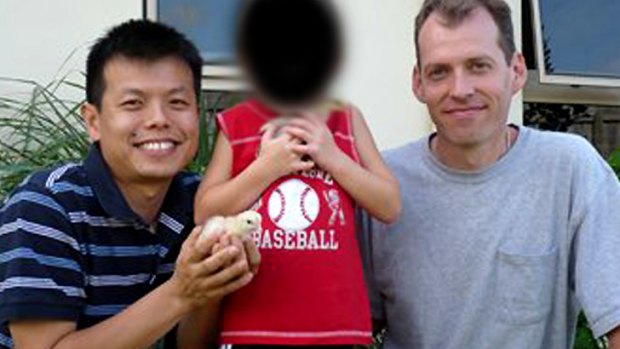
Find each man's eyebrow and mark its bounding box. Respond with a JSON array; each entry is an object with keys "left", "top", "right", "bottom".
[
  {"left": 118, "top": 88, "right": 144, "bottom": 96},
  {"left": 168, "top": 86, "right": 190, "bottom": 94},
  {"left": 423, "top": 62, "right": 450, "bottom": 72},
  {"left": 422, "top": 55, "right": 497, "bottom": 70},
  {"left": 468, "top": 55, "right": 495, "bottom": 62},
  {"left": 116, "top": 86, "right": 191, "bottom": 96}
]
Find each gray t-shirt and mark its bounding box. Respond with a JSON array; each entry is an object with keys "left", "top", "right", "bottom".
[{"left": 358, "top": 126, "right": 620, "bottom": 349}]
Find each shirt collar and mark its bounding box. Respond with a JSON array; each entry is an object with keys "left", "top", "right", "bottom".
[{"left": 83, "top": 143, "right": 196, "bottom": 230}]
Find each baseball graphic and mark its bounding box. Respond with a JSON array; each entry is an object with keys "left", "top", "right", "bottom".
[{"left": 268, "top": 178, "right": 319, "bottom": 230}]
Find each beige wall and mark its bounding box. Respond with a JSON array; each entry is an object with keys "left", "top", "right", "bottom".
[
  {"left": 0, "top": 0, "right": 522, "bottom": 150},
  {"left": 334, "top": 0, "right": 431, "bottom": 150},
  {"left": 509, "top": 0, "right": 524, "bottom": 126},
  {"left": 0, "top": 0, "right": 142, "bottom": 100}
]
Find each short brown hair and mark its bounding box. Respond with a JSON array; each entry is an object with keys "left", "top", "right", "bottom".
[{"left": 414, "top": 0, "right": 515, "bottom": 65}]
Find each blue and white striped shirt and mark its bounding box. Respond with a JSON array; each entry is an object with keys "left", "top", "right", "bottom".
[{"left": 0, "top": 144, "right": 200, "bottom": 348}]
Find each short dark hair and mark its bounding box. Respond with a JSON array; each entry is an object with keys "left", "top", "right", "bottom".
[
  {"left": 414, "top": 0, "right": 515, "bottom": 65},
  {"left": 86, "top": 20, "right": 202, "bottom": 108}
]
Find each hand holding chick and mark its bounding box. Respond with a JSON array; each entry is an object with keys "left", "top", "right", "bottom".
[
  {"left": 196, "top": 211, "right": 261, "bottom": 272},
  {"left": 199, "top": 210, "right": 261, "bottom": 239}
]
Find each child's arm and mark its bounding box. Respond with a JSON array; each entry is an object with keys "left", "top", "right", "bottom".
[
  {"left": 284, "top": 107, "right": 401, "bottom": 223},
  {"left": 194, "top": 127, "right": 314, "bottom": 224}
]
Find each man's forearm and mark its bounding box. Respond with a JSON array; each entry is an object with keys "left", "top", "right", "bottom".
[
  {"left": 54, "top": 281, "right": 189, "bottom": 349},
  {"left": 609, "top": 327, "right": 620, "bottom": 349},
  {"left": 177, "top": 301, "right": 222, "bottom": 349},
  {"left": 12, "top": 227, "right": 253, "bottom": 349}
]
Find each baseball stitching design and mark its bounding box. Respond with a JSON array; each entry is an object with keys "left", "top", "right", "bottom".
[{"left": 267, "top": 179, "right": 319, "bottom": 230}]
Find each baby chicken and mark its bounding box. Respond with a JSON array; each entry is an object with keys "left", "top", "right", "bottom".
[{"left": 198, "top": 210, "right": 262, "bottom": 242}]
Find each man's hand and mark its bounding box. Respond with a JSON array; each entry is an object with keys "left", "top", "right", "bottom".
[
  {"left": 210, "top": 231, "right": 261, "bottom": 275},
  {"left": 241, "top": 233, "right": 261, "bottom": 274},
  {"left": 175, "top": 227, "right": 261, "bottom": 349},
  {"left": 211, "top": 231, "right": 261, "bottom": 273},
  {"left": 169, "top": 226, "right": 255, "bottom": 311}
]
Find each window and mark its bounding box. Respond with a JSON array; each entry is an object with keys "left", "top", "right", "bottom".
[
  {"left": 145, "top": 0, "right": 245, "bottom": 90},
  {"left": 531, "top": 0, "right": 620, "bottom": 87}
]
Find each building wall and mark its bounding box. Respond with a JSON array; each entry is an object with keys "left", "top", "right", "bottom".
[
  {"left": 0, "top": 0, "right": 142, "bottom": 100},
  {"left": 0, "top": 0, "right": 522, "bottom": 150}
]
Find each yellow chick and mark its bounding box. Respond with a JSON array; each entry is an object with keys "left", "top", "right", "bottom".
[{"left": 198, "top": 210, "right": 262, "bottom": 243}]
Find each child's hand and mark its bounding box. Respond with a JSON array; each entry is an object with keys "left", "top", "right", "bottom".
[
  {"left": 257, "top": 125, "right": 315, "bottom": 178},
  {"left": 282, "top": 115, "right": 343, "bottom": 171}
]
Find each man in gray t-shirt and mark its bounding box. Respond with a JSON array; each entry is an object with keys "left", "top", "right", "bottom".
[{"left": 358, "top": 1, "right": 620, "bottom": 348}]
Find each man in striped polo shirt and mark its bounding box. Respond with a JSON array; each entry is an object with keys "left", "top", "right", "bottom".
[{"left": 0, "top": 20, "right": 259, "bottom": 349}]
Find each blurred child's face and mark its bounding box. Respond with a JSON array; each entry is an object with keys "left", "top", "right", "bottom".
[{"left": 237, "top": 0, "right": 342, "bottom": 109}]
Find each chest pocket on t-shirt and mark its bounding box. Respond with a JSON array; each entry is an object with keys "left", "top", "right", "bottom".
[{"left": 495, "top": 246, "right": 558, "bottom": 325}]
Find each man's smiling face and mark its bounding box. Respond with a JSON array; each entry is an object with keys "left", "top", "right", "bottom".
[
  {"left": 84, "top": 55, "right": 199, "bottom": 185},
  {"left": 413, "top": 7, "right": 525, "bottom": 148}
]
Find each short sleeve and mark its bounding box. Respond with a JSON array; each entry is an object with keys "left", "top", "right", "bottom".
[
  {"left": 0, "top": 184, "right": 85, "bottom": 325},
  {"left": 216, "top": 112, "right": 231, "bottom": 141},
  {"left": 572, "top": 153, "right": 620, "bottom": 337},
  {"left": 356, "top": 208, "right": 386, "bottom": 322}
]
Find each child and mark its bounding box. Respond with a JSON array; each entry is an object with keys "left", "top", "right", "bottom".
[{"left": 194, "top": 0, "right": 401, "bottom": 347}]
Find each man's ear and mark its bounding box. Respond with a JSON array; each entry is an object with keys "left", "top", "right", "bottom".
[
  {"left": 81, "top": 103, "right": 101, "bottom": 141},
  {"left": 510, "top": 52, "right": 527, "bottom": 96},
  {"left": 412, "top": 65, "right": 426, "bottom": 103}
]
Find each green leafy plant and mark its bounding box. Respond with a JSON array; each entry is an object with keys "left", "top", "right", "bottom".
[
  {"left": 187, "top": 91, "right": 246, "bottom": 174},
  {"left": 609, "top": 148, "right": 620, "bottom": 179},
  {"left": 0, "top": 77, "right": 89, "bottom": 198}
]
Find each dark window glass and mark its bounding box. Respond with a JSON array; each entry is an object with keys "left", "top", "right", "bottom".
[
  {"left": 538, "top": 0, "right": 620, "bottom": 78},
  {"left": 158, "top": 0, "right": 244, "bottom": 64}
]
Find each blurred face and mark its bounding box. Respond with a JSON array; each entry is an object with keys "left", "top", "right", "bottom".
[
  {"left": 413, "top": 7, "right": 526, "bottom": 148},
  {"left": 82, "top": 56, "right": 199, "bottom": 185},
  {"left": 237, "top": 0, "right": 341, "bottom": 108}
]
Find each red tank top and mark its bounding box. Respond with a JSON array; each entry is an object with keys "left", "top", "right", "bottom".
[{"left": 216, "top": 99, "right": 372, "bottom": 345}]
